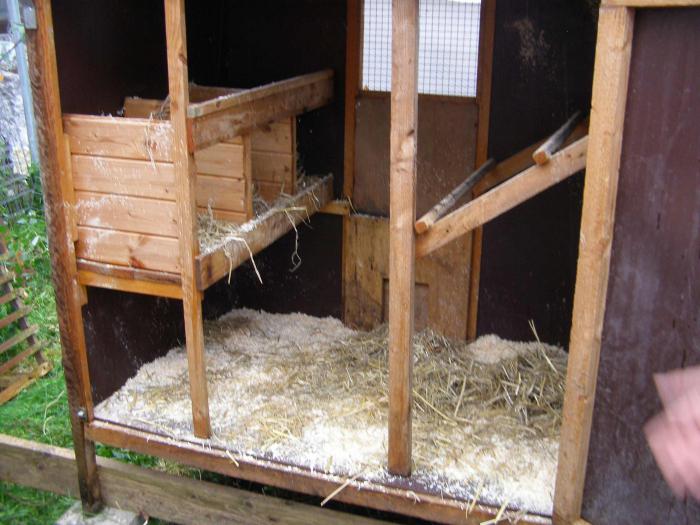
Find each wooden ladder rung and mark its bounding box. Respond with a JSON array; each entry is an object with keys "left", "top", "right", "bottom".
[
  {"left": 0, "top": 326, "right": 39, "bottom": 355},
  {"left": 0, "top": 306, "right": 32, "bottom": 331},
  {"left": 0, "top": 292, "right": 16, "bottom": 306},
  {"left": 0, "top": 341, "right": 45, "bottom": 377},
  {"left": 0, "top": 361, "right": 52, "bottom": 405},
  {"left": 0, "top": 271, "right": 16, "bottom": 287}
]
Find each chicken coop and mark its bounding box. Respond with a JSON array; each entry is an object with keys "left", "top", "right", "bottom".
[{"left": 18, "top": 0, "right": 700, "bottom": 524}]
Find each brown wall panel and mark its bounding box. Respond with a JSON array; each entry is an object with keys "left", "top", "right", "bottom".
[
  {"left": 353, "top": 94, "right": 478, "bottom": 217},
  {"left": 583, "top": 8, "right": 700, "bottom": 524}
]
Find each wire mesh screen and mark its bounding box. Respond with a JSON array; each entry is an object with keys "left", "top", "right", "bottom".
[{"left": 362, "top": 0, "right": 481, "bottom": 97}]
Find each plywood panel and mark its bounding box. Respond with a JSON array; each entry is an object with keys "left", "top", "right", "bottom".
[
  {"left": 76, "top": 227, "right": 180, "bottom": 273},
  {"left": 75, "top": 192, "right": 179, "bottom": 237},
  {"left": 353, "top": 94, "right": 478, "bottom": 217},
  {"left": 343, "top": 215, "right": 470, "bottom": 340}
]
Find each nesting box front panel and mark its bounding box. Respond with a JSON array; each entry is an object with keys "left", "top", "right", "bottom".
[
  {"left": 251, "top": 118, "right": 296, "bottom": 201},
  {"left": 64, "top": 114, "right": 181, "bottom": 274}
]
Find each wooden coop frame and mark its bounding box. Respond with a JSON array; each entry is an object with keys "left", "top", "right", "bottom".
[{"left": 14, "top": 0, "right": 699, "bottom": 524}]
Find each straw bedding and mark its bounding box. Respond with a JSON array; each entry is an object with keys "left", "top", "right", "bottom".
[{"left": 95, "top": 308, "right": 567, "bottom": 516}]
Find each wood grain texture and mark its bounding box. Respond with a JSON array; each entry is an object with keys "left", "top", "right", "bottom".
[
  {"left": 417, "top": 137, "right": 588, "bottom": 258},
  {"left": 78, "top": 271, "right": 183, "bottom": 299},
  {"left": 85, "top": 420, "right": 550, "bottom": 525},
  {"left": 553, "top": 7, "right": 634, "bottom": 524},
  {"left": 76, "top": 259, "right": 181, "bottom": 285},
  {"left": 343, "top": 0, "right": 362, "bottom": 198},
  {"left": 164, "top": 0, "right": 210, "bottom": 438},
  {"left": 0, "top": 434, "right": 392, "bottom": 525},
  {"left": 343, "top": 215, "right": 470, "bottom": 340},
  {"left": 388, "top": 0, "right": 419, "bottom": 477},
  {"left": 27, "top": 0, "right": 101, "bottom": 509},
  {"left": 533, "top": 111, "right": 584, "bottom": 165}
]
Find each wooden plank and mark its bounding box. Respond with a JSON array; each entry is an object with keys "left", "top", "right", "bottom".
[
  {"left": 74, "top": 192, "right": 179, "bottom": 237},
  {"left": 188, "top": 71, "right": 333, "bottom": 151},
  {"left": 85, "top": 420, "right": 550, "bottom": 525},
  {"left": 533, "top": 111, "right": 585, "bottom": 165},
  {"left": 417, "top": 137, "right": 588, "bottom": 258},
  {"left": 0, "top": 326, "right": 39, "bottom": 355},
  {"left": 197, "top": 208, "right": 249, "bottom": 224},
  {"left": 320, "top": 199, "right": 352, "bottom": 216},
  {"left": 194, "top": 142, "right": 245, "bottom": 177},
  {"left": 123, "top": 97, "right": 166, "bottom": 118},
  {"left": 0, "top": 434, "right": 395, "bottom": 525},
  {"left": 196, "top": 175, "right": 333, "bottom": 290},
  {"left": 76, "top": 259, "right": 181, "bottom": 285},
  {"left": 468, "top": 0, "right": 497, "bottom": 341},
  {"left": 165, "top": 0, "right": 211, "bottom": 439},
  {"left": 196, "top": 175, "right": 246, "bottom": 211},
  {"left": 76, "top": 227, "right": 181, "bottom": 274},
  {"left": 0, "top": 306, "right": 31, "bottom": 331},
  {"left": 71, "top": 155, "right": 176, "bottom": 200},
  {"left": 553, "top": 7, "right": 635, "bottom": 525},
  {"left": 63, "top": 114, "right": 174, "bottom": 162},
  {"left": 387, "top": 0, "right": 419, "bottom": 477},
  {"left": 0, "top": 342, "right": 44, "bottom": 377},
  {"left": 0, "top": 361, "right": 52, "bottom": 405},
  {"left": 343, "top": 0, "right": 362, "bottom": 198},
  {"left": 251, "top": 151, "right": 295, "bottom": 184},
  {"left": 0, "top": 291, "right": 16, "bottom": 306},
  {"left": 78, "top": 271, "right": 183, "bottom": 299},
  {"left": 250, "top": 118, "right": 294, "bottom": 153}
]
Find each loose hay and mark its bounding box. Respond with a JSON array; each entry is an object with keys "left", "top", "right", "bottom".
[{"left": 96, "top": 309, "right": 567, "bottom": 516}]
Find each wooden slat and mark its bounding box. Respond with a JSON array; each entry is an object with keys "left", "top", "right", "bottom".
[
  {"left": 197, "top": 208, "right": 248, "bottom": 224},
  {"left": 0, "top": 434, "right": 396, "bottom": 525},
  {"left": 188, "top": 70, "right": 333, "bottom": 151},
  {"left": 0, "top": 291, "right": 16, "bottom": 306},
  {"left": 78, "top": 270, "right": 183, "bottom": 299},
  {"left": 76, "top": 227, "right": 180, "bottom": 274},
  {"left": 0, "top": 361, "right": 52, "bottom": 405},
  {"left": 165, "top": 0, "right": 211, "bottom": 439},
  {"left": 27, "top": 0, "right": 101, "bottom": 508},
  {"left": 196, "top": 175, "right": 246, "bottom": 211},
  {"left": 76, "top": 259, "right": 181, "bottom": 285},
  {"left": 553, "top": 7, "right": 635, "bottom": 524},
  {"left": 75, "top": 192, "right": 179, "bottom": 237},
  {"left": 0, "top": 341, "right": 44, "bottom": 376},
  {"left": 250, "top": 118, "right": 294, "bottom": 153},
  {"left": 71, "top": 155, "right": 176, "bottom": 200},
  {"left": 84, "top": 420, "right": 550, "bottom": 525},
  {"left": 63, "top": 114, "right": 174, "bottom": 162},
  {"left": 533, "top": 111, "right": 585, "bottom": 165},
  {"left": 0, "top": 271, "right": 16, "bottom": 286},
  {"left": 388, "top": 0, "right": 419, "bottom": 477},
  {"left": 196, "top": 175, "right": 333, "bottom": 290},
  {"left": 0, "top": 325, "right": 39, "bottom": 355},
  {"left": 417, "top": 137, "right": 588, "bottom": 258},
  {"left": 194, "top": 142, "right": 245, "bottom": 177},
  {"left": 0, "top": 306, "right": 31, "bottom": 331},
  {"left": 251, "top": 151, "right": 295, "bottom": 184}
]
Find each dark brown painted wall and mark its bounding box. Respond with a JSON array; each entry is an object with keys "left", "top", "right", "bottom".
[
  {"left": 583, "top": 8, "right": 700, "bottom": 524},
  {"left": 477, "top": 0, "right": 597, "bottom": 346}
]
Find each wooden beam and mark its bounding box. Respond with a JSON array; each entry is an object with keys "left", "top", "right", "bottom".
[
  {"left": 84, "top": 420, "right": 550, "bottom": 525},
  {"left": 415, "top": 158, "right": 495, "bottom": 234},
  {"left": 0, "top": 434, "right": 391, "bottom": 525},
  {"left": 387, "top": 0, "right": 419, "bottom": 477},
  {"left": 343, "top": 0, "right": 362, "bottom": 198},
  {"left": 467, "top": 0, "right": 497, "bottom": 341},
  {"left": 196, "top": 175, "right": 333, "bottom": 290},
  {"left": 416, "top": 137, "right": 588, "bottom": 259},
  {"left": 26, "top": 0, "right": 101, "bottom": 510},
  {"left": 553, "top": 7, "right": 634, "bottom": 525},
  {"left": 187, "top": 71, "right": 333, "bottom": 151},
  {"left": 533, "top": 111, "right": 585, "bottom": 165},
  {"left": 164, "top": 0, "right": 211, "bottom": 439}
]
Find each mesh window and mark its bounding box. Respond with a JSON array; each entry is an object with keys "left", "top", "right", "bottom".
[{"left": 362, "top": 0, "right": 481, "bottom": 97}]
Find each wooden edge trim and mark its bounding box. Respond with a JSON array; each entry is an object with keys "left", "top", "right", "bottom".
[
  {"left": 320, "top": 199, "right": 352, "bottom": 216},
  {"left": 417, "top": 137, "right": 588, "bottom": 258},
  {"left": 84, "top": 419, "right": 551, "bottom": 525},
  {"left": 0, "top": 433, "right": 391, "bottom": 525},
  {"left": 76, "top": 260, "right": 182, "bottom": 285},
  {"left": 77, "top": 271, "right": 183, "bottom": 300},
  {"left": 187, "top": 70, "right": 334, "bottom": 118},
  {"left": 553, "top": 6, "right": 635, "bottom": 524}
]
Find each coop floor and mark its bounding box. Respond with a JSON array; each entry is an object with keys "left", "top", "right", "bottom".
[{"left": 94, "top": 309, "right": 567, "bottom": 517}]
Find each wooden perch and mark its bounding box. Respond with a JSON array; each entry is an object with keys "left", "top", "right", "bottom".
[
  {"left": 415, "top": 158, "right": 495, "bottom": 234},
  {"left": 416, "top": 136, "right": 589, "bottom": 258},
  {"left": 187, "top": 70, "right": 333, "bottom": 151},
  {"left": 532, "top": 111, "right": 585, "bottom": 166}
]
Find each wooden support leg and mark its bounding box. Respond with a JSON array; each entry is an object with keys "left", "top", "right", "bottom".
[
  {"left": 164, "top": 0, "right": 211, "bottom": 438},
  {"left": 388, "top": 0, "right": 419, "bottom": 477},
  {"left": 26, "top": 0, "right": 101, "bottom": 511}
]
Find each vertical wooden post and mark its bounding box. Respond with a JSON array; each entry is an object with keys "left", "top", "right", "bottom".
[
  {"left": 25, "top": 0, "right": 101, "bottom": 510},
  {"left": 467, "top": 0, "right": 496, "bottom": 341},
  {"left": 553, "top": 6, "right": 634, "bottom": 524},
  {"left": 388, "top": 0, "right": 419, "bottom": 477},
  {"left": 342, "top": 0, "right": 362, "bottom": 199},
  {"left": 164, "top": 0, "right": 211, "bottom": 438}
]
